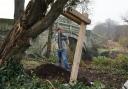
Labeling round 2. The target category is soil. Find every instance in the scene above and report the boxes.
[26,63,127,88]
[34,64,70,82]
[78,67,127,88]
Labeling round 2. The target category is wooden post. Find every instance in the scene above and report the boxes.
[62,7,91,84]
[69,22,86,84]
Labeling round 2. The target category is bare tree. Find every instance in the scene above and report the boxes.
[0,0,69,64]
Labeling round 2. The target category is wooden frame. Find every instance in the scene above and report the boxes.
[62,7,91,85]
[62,7,91,24]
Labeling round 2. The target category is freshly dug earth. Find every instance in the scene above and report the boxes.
[34,64,70,82]
[26,64,90,85]
[26,63,127,88]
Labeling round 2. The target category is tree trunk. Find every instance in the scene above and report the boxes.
[0,0,68,64]
[46,24,53,58]
[13,0,25,62]
[14,0,25,21]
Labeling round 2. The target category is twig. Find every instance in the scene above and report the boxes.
[46,79,57,89]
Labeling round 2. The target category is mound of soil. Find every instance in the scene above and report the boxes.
[26,63,91,85]
[26,64,70,82]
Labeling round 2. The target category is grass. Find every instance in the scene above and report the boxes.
[21,59,42,69]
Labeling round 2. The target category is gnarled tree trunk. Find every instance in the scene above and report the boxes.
[14,0,25,21]
[0,0,68,64]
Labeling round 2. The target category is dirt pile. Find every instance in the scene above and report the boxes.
[26,63,91,85]
[26,64,70,82]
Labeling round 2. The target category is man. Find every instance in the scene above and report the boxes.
[55,27,70,71]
